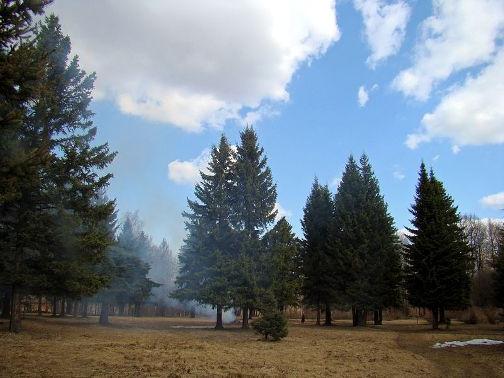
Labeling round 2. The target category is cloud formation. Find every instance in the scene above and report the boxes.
[393,0,504,101]
[406,50,504,149]
[274,202,292,222]
[354,0,411,68]
[167,149,210,185]
[480,192,504,210]
[51,0,339,132]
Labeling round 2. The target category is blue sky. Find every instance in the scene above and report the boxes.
[51,0,504,250]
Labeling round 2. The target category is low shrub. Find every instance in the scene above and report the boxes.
[252,311,288,341]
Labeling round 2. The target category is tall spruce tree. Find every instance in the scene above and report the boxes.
[301,179,334,325]
[405,163,471,329]
[230,126,277,328]
[494,228,504,308]
[359,155,402,325]
[263,217,301,312]
[0,9,115,332]
[332,156,371,326]
[174,135,235,329]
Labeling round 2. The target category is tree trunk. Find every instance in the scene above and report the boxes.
[241,306,249,329]
[99,301,109,325]
[134,303,140,317]
[118,303,125,316]
[324,302,332,326]
[190,306,196,318]
[52,297,57,317]
[352,306,357,327]
[316,305,321,326]
[374,308,383,325]
[1,289,11,319]
[432,307,439,330]
[249,307,254,320]
[439,307,446,324]
[80,299,88,317]
[66,300,73,316]
[9,285,22,333]
[215,304,224,330]
[37,295,43,316]
[60,298,66,317]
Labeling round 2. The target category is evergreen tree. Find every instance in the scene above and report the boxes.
[359,155,402,325]
[332,156,370,326]
[405,163,471,329]
[0,9,115,332]
[230,126,277,328]
[301,179,334,325]
[263,217,301,312]
[173,135,235,329]
[494,228,504,308]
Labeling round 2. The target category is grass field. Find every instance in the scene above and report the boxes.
[0,315,503,377]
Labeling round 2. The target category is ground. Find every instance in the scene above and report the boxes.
[0,316,503,377]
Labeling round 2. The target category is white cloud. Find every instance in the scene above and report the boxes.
[357,83,378,107]
[406,50,504,149]
[358,86,370,107]
[50,0,340,132]
[330,176,342,189]
[432,154,440,161]
[354,0,411,68]
[167,149,211,185]
[393,167,405,180]
[274,202,292,222]
[392,0,504,100]
[480,192,504,210]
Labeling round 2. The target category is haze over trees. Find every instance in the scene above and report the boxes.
[1,0,503,340]
[0,2,167,332]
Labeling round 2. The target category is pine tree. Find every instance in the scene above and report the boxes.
[405,163,471,329]
[263,217,301,312]
[231,126,277,328]
[174,135,235,329]
[359,155,402,325]
[301,179,334,325]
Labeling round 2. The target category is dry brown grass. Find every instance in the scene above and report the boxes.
[0,315,503,377]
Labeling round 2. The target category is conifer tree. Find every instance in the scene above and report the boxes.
[494,228,504,308]
[332,156,370,326]
[301,179,334,325]
[263,217,301,312]
[359,155,402,325]
[0,11,115,332]
[405,163,471,329]
[174,135,235,329]
[230,126,277,328]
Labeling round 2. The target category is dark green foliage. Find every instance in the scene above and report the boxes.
[359,155,402,315]
[173,135,235,328]
[230,127,277,328]
[494,228,504,307]
[231,126,277,237]
[252,310,288,341]
[252,290,288,341]
[0,9,115,332]
[263,217,301,311]
[301,179,334,324]
[404,163,472,329]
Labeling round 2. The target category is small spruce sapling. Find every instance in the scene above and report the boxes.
[252,291,288,341]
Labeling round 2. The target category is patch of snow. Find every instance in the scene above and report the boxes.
[433,339,504,348]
